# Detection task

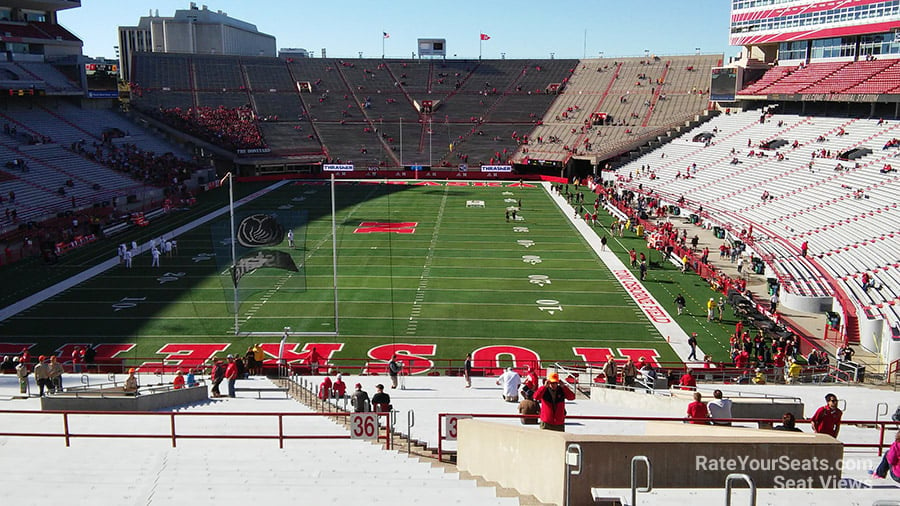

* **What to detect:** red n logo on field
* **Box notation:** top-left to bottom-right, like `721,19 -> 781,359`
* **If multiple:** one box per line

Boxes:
354,222 -> 417,234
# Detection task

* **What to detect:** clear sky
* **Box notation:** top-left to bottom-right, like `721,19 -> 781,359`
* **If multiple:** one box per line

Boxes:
60,0 -> 740,61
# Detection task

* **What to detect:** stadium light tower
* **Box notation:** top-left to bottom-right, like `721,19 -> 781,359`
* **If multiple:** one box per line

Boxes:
644,49 -> 650,57
696,47 -> 701,55
220,172 -> 239,335
598,51 -> 604,59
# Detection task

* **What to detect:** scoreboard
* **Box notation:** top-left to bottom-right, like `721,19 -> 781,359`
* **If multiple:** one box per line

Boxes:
709,67 -> 741,102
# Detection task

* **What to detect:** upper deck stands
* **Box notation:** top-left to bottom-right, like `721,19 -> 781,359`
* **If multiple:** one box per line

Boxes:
614,110 -> 900,324
739,59 -> 900,96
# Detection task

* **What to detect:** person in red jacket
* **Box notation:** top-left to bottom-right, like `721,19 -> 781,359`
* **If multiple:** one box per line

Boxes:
811,393 -> 843,438
533,372 -> 575,432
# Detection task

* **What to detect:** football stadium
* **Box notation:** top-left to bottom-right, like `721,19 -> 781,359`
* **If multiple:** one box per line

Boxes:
1,1 -> 900,504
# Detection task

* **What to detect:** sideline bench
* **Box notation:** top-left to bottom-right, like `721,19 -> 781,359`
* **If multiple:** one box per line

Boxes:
233,386 -> 289,399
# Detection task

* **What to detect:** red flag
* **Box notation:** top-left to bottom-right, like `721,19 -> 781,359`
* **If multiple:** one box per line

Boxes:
480,33 -> 491,41
383,32 -> 390,39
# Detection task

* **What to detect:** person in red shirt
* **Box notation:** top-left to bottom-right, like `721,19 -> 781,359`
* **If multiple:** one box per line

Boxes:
686,391 -> 710,424
172,370 -> 185,389
533,372 -> 575,432
522,365 -> 539,392
318,376 -> 332,400
308,347 -> 322,375
811,393 -> 843,438
679,368 -> 697,390
332,373 -> 347,398
225,354 -> 238,398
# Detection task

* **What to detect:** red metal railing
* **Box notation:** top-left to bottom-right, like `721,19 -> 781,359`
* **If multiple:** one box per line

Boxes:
0,409 -> 392,450
435,412 -> 898,462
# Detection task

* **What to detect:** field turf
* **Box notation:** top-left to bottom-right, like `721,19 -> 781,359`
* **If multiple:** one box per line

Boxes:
0,180 -> 740,369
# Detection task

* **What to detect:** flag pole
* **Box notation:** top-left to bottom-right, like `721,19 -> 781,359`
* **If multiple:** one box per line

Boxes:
220,171 -> 238,335
479,32 -> 482,60
382,31 -> 385,58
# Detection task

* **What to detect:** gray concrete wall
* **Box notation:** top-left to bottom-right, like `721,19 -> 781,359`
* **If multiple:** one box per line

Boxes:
456,419 -> 842,506
589,386 -> 804,421
41,385 -> 208,411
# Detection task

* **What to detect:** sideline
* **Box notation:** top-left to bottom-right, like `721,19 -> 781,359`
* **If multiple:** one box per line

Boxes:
0,180 -> 292,322
543,182 -> 704,364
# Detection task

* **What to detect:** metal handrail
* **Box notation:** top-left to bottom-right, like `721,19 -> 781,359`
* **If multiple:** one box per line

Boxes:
631,455 -> 652,506
0,408 -> 393,449
725,473 -> 756,506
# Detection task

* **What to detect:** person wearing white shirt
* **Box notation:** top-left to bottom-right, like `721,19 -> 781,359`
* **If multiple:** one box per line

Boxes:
707,389 -> 733,426
151,247 -> 161,267
496,367 -> 521,402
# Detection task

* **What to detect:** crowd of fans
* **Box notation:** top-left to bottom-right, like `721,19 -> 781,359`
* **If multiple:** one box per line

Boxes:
151,105 -> 267,152
69,138 -> 200,194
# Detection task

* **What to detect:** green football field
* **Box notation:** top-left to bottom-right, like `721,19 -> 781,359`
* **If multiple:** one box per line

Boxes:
0,180 -> 689,367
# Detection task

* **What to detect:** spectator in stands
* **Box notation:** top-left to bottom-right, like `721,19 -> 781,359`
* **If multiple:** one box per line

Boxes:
639,359 -> 657,388
602,356 -> 618,388
873,431 -> 900,483
811,393 -> 843,438
517,385 -> 540,425
351,383 -> 370,412
317,376 -> 332,400
225,354 -> 238,398
707,389 -> 733,426
172,370 -> 185,390
124,368 -> 138,394
186,369 -> 197,388
0,355 -> 13,374
839,345 -> 855,363
210,359 -> 224,397
533,372 -> 575,432
622,358 -> 638,389
752,367 -> 767,384
15,357 -> 28,394
679,368 -> 697,390
333,373 -> 347,398
388,354 -> 401,388
686,391 -> 710,424
48,355 -> 63,393
774,412 -> 802,432
496,367 -> 521,402
522,365 -> 539,393
32,356 -> 51,397
371,384 -> 392,412
785,358 -> 801,384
